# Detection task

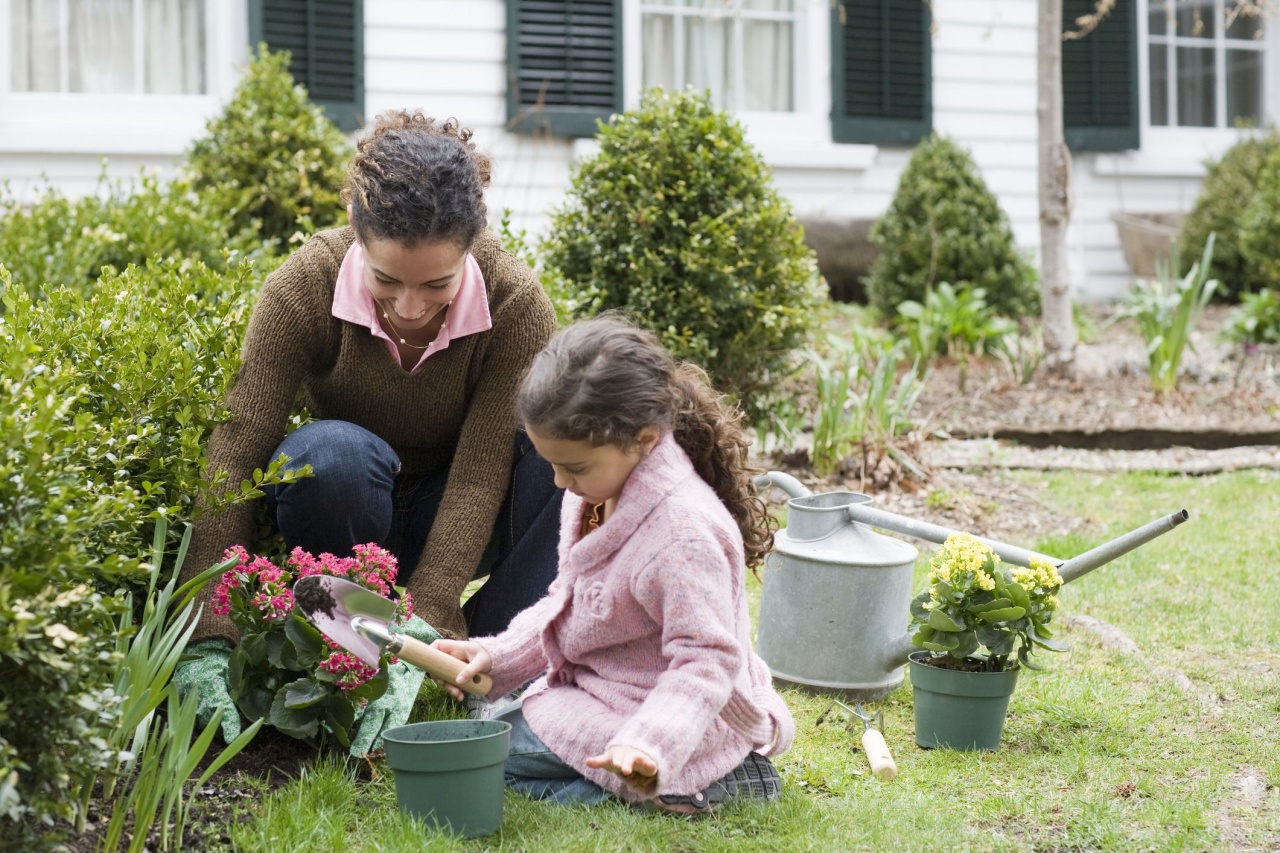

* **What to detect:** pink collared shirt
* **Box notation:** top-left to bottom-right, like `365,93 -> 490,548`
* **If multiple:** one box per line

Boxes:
331,242 -> 493,372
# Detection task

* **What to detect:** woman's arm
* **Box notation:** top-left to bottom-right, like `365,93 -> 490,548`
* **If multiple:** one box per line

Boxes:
405,269 -> 556,638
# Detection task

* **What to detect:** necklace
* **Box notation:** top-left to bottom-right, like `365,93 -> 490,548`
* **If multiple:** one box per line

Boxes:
380,300 -> 450,349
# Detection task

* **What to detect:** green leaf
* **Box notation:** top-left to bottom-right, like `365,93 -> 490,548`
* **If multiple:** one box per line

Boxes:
969,597 -> 1013,614
283,677 -> 330,710
284,613 -> 326,667
1031,633 -> 1069,653
927,608 -> 966,632
975,606 -> 1026,622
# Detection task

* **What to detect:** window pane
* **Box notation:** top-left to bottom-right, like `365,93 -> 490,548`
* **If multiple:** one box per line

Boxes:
1149,44 -> 1170,126
1148,0 -> 1168,36
1225,6 -> 1264,40
1226,48 -> 1263,126
69,0 -> 135,93
1174,0 -> 1214,39
11,0 -> 61,91
685,15 -> 733,109
742,0 -> 794,11
642,14 -> 678,93
742,20 -> 791,110
1175,46 -> 1215,126
144,0 -> 206,94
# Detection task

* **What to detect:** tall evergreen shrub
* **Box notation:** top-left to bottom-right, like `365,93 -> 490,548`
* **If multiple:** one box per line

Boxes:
540,88 -> 824,416
185,46 -> 350,250
865,134 -> 1037,320
1181,131 -> 1280,300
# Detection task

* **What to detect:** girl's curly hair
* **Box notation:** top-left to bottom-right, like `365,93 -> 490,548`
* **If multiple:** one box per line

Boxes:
343,109 -> 491,248
518,315 -> 776,569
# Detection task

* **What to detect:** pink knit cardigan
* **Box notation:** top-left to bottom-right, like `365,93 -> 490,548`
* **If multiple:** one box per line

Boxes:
478,431 -> 795,801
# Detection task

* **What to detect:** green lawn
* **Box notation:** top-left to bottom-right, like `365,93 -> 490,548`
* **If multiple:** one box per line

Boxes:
226,469 -> 1280,851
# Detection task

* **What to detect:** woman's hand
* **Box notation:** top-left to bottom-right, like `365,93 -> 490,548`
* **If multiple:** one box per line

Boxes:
586,746 -> 658,786
430,638 -> 493,702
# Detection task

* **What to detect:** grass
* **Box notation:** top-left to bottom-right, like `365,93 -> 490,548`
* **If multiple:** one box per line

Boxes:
223,469 -> 1280,851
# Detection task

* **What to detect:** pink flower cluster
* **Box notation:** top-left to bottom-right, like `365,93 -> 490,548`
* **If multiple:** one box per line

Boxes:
209,542 -> 414,691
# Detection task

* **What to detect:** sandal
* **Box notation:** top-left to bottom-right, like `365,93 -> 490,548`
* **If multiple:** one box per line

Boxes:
653,752 -> 782,816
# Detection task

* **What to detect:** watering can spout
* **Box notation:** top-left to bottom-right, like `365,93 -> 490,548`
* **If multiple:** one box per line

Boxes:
753,471 -> 812,500
1057,509 -> 1189,583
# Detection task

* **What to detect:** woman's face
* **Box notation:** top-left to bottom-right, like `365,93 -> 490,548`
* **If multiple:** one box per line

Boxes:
526,426 -> 660,506
359,235 -> 467,332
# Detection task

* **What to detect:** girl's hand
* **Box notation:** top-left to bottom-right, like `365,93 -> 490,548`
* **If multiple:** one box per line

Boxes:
585,746 -> 658,786
429,639 -> 492,702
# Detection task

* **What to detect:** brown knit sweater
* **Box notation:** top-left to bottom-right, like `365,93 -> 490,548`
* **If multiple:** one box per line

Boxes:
182,227 -> 557,641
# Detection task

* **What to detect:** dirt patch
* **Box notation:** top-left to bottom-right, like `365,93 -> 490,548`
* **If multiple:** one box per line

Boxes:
916,305 -> 1280,446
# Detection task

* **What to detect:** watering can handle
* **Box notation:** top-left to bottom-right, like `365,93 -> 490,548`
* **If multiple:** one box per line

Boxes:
861,729 -> 898,781
752,472 -> 811,499
392,635 -> 493,697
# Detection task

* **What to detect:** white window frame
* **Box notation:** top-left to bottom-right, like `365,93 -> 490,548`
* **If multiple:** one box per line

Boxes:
0,0 -> 247,156
1130,0 -> 1280,172
618,0 -> 875,170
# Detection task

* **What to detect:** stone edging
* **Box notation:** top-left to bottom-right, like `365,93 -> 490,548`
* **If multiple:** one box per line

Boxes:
921,439 -> 1280,474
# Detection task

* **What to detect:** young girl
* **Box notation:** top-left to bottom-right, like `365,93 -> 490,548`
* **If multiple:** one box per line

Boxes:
435,315 -> 795,813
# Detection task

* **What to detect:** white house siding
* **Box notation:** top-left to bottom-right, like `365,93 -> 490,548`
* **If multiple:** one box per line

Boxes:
2,0 -> 1271,302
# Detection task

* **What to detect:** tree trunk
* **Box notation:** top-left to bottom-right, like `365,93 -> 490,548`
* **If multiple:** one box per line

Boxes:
1038,0 -> 1078,373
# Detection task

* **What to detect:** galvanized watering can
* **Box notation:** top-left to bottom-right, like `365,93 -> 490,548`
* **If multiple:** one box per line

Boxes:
753,472 -> 1189,700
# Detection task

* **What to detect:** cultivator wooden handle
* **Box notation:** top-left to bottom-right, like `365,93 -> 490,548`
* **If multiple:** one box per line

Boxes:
861,728 -> 897,781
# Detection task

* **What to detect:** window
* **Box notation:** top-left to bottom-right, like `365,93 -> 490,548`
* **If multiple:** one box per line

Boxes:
10,0 -> 207,94
1147,0 -> 1264,128
639,0 -> 798,113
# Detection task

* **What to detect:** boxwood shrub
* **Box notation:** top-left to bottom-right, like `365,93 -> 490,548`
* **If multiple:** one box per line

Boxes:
185,46 -> 350,251
540,88 -> 824,417
865,134 -> 1037,320
1182,131 -> 1280,301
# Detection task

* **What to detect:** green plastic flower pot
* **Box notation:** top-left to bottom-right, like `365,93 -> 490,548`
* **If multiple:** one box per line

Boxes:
381,719 -> 512,838
909,652 -> 1020,751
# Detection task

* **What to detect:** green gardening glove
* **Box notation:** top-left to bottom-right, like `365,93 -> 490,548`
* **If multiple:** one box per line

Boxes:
172,638 -> 243,742
349,615 -> 442,756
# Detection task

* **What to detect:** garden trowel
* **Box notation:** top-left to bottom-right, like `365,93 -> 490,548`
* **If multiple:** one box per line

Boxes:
293,575 -> 492,697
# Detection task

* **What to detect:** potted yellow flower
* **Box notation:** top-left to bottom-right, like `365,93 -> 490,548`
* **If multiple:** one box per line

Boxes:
907,532 -> 1067,750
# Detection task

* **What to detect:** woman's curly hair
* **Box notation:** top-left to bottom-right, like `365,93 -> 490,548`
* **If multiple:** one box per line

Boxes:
343,109 -> 491,248
518,315 -> 776,569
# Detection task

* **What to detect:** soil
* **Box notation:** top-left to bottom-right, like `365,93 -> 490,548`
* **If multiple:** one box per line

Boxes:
761,303 -> 1280,548
61,306 -> 1280,850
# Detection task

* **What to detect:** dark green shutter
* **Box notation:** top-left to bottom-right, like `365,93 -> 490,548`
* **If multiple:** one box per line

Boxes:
507,0 -> 623,138
1062,0 -> 1139,151
831,0 -> 932,146
248,0 -> 364,132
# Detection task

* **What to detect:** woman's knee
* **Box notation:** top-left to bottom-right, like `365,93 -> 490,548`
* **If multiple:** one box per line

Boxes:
272,420 -> 400,497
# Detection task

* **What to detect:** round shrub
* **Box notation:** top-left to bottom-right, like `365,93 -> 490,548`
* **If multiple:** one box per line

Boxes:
865,134 -> 1037,320
1182,130 -> 1280,301
1236,140 -> 1280,296
540,88 -> 824,417
185,46 -> 349,250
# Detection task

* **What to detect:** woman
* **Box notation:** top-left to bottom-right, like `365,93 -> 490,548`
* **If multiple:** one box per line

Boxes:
182,109 -> 561,652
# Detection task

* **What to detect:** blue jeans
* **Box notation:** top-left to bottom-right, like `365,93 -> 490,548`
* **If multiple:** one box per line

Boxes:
264,419 -> 562,636
494,700 -> 611,806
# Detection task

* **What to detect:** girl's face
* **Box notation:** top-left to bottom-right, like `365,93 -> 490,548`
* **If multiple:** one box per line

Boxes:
358,234 -> 467,331
527,426 -> 660,506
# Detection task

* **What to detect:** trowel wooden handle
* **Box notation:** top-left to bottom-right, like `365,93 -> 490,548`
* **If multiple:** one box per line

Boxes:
393,635 -> 493,697
862,728 -> 897,781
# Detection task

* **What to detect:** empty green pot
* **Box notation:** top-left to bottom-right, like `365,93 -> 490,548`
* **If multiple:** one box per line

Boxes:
381,719 -> 512,838
909,652 -> 1020,751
